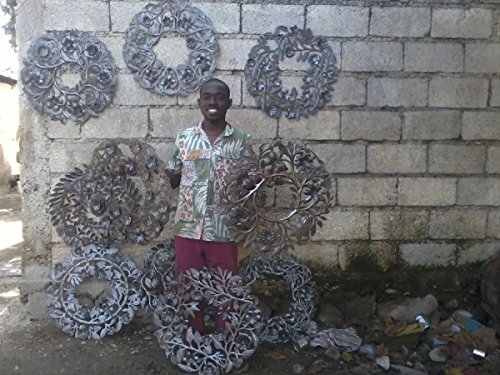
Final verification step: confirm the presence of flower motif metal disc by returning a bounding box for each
[21,31,116,125]
[46,244,144,340]
[123,1,219,96]
[245,26,337,119]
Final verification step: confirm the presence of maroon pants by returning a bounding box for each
[174,236,238,333]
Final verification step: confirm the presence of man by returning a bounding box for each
[166,78,251,333]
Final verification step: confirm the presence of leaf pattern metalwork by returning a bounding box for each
[245,26,337,119]
[123,0,219,96]
[46,244,144,340]
[49,139,175,247]
[21,30,116,125]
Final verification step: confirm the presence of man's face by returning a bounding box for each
[198,81,232,123]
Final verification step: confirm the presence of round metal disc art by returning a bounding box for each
[241,251,316,344]
[49,139,174,247]
[123,1,219,96]
[245,26,337,119]
[46,244,144,340]
[154,266,262,374]
[21,31,116,125]
[224,140,332,252]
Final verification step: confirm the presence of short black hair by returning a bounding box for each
[200,78,230,98]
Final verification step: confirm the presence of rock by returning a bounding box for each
[377,294,438,323]
[428,347,449,362]
[444,299,459,310]
[376,355,390,370]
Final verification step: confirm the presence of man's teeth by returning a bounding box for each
[208,109,217,113]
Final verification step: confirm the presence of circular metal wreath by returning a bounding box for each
[46,244,144,340]
[49,139,174,247]
[123,1,219,96]
[241,250,316,344]
[223,140,332,252]
[154,265,262,374]
[21,31,116,125]
[245,26,337,119]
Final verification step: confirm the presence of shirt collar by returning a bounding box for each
[195,121,234,137]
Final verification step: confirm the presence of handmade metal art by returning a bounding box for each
[123,1,219,96]
[224,140,332,252]
[46,244,144,340]
[49,139,173,247]
[245,26,337,119]
[154,266,262,374]
[241,250,316,344]
[21,31,116,125]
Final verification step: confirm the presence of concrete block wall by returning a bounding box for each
[17,0,500,315]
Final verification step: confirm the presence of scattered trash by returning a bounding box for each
[429,346,449,362]
[472,348,486,358]
[293,336,309,352]
[307,322,362,352]
[375,355,390,370]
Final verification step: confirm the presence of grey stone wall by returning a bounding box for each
[17,0,500,316]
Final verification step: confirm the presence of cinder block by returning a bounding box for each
[339,241,399,271]
[44,0,110,31]
[218,38,260,71]
[150,108,203,139]
[330,77,366,106]
[457,242,500,265]
[398,177,456,206]
[242,4,304,34]
[465,43,500,73]
[197,3,241,34]
[370,7,430,37]
[278,111,340,140]
[404,42,463,72]
[49,140,100,173]
[429,144,485,174]
[110,1,146,33]
[341,110,401,141]
[342,42,403,72]
[226,109,277,140]
[457,178,500,206]
[430,209,487,239]
[338,177,397,206]
[403,110,461,140]
[292,242,340,267]
[429,77,488,108]
[400,243,456,266]
[367,78,427,108]
[487,146,500,173]
[368,144,426,173]
[99,36,127,70]
[431,8,493,38]
[370,209,429,240]
[488,210,500,238]
[462,111,500,140]
[114,74,176,106]
[81,107,148,138]
[492,79,500,107]
[307,5,369,37]
[46,123,81,140]
[314,209,369,240]
[313,143,365,174]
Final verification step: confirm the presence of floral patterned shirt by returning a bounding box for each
[167,122,251,242]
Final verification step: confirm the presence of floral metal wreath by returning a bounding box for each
[46,244,144,340]
[241,250,316,344]
[123,1,219,96]
[224,140,332,252]
[245,26,337,119]
[154,266,262,374]
[49,139,174,247]
[21,31,116,125]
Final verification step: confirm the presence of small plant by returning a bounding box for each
[1,0,17,49]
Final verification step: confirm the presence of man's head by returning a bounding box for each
[198,79,232,125]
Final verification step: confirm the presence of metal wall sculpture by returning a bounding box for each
[46,244,144,340]
[123,1,219,96]
[21,31,116,125]
[245,26,337,119]
[49,139,174,247]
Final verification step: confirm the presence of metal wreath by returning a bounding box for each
[46,244,144,340]
[49,139,174,247]
[224,140,332,252]
[241,250,316,344]
[123,1,219,96]
[153,264,262,374]
[21,31,116,125]
[245,26,337,119]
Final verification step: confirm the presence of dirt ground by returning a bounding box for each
[1,191,499,375]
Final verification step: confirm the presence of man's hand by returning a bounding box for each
[165,169,181,189]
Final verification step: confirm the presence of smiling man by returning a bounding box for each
[166,78,251,334]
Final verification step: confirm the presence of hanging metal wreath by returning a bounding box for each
[245,25,337,119]
[123,1,219,96]
[154,266,262,374]
[46,244,144,340]
[241,250,316,344]
[49,139,174,247]
[21,30,116,125]
[223,140,332,252]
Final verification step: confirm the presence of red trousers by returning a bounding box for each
[174,236,238,333]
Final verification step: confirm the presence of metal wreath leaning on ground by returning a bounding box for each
[21,31,116,125]
[123,0,219,96]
